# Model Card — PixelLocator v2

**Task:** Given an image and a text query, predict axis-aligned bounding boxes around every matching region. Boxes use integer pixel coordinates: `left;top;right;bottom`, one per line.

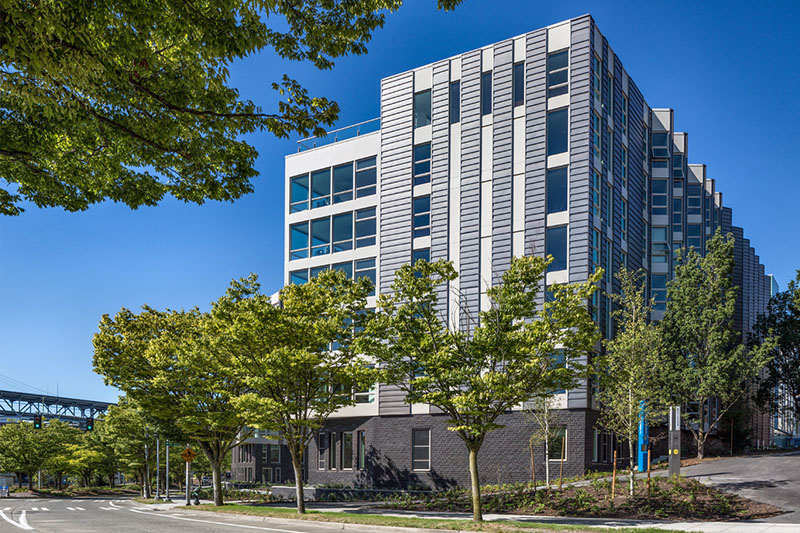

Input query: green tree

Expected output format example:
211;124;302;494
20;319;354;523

753;270;800;431
659;231;775;458
93;283;252;506
0;0;462;215
0;421;49;490
222;271;376;513
523;395;564;489
42;419;83;490
595;267;664;496
101;398;156;496
367;257;600;521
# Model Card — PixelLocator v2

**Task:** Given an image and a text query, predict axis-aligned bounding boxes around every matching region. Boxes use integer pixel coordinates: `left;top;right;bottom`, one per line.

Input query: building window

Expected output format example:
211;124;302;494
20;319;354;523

652;226;669;264
687;184;702;215
262;467;272;483
354;380;376;404
355;207;377;248
687;224;702;249
546;225;567;272
311;168;331;208
546;167;568;214
548;427;567;460
355;258;377;296
672;198;682;234
592;228;600;269
329;433;337;470
311;217;331;256
268;444;280;463
333;163;353;203
652;132;669;159
342;432;353;470
621;94;628;135
592;54;601;100
620;199;628;241
318;432;326;470
547;108;568;156
449;81;460;124
652;179;668;215
621;145;628;189
672;153;684;178
412;429;431;471
547;50;568;98
481;71;492;115
604;239;612;284
604;183;612;227
652;274;667;311
290;174;309;213
332;213;353;252
413;143;431;186
310;265;328;279
357;431;366;470
592;113;601;159
290;222;309;260
290;269;308;285
592;170;601;217
512;62;524;107
412;248;430;264
414;90;431;128
332;261;353;279
413;195;431;238
355;156;377;198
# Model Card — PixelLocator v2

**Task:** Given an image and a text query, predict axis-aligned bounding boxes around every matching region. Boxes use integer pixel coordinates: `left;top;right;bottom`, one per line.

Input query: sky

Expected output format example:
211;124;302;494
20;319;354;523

2;0;799;403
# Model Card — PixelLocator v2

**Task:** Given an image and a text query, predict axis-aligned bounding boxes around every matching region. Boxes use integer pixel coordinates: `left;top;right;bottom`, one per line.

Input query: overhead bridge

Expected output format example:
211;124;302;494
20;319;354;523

0;389;114;424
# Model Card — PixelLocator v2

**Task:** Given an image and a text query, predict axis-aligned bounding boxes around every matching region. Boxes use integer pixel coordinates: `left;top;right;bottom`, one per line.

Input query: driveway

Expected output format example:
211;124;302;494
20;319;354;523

681;451;800;523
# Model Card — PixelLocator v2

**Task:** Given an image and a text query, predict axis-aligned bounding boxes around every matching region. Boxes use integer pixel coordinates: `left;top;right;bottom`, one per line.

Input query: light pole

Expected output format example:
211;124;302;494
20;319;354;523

165;442;171;501
155;434;161;500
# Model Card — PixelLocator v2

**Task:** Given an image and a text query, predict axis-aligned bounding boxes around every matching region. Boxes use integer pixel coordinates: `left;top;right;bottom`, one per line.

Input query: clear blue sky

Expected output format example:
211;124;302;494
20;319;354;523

1;0;798;403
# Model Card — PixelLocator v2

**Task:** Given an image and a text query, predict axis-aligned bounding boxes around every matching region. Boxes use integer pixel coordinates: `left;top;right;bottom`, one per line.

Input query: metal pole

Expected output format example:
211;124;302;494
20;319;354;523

185;459;190;506
165;444;170;501
144;430;150;499
38;470;41;490
155;435;161;500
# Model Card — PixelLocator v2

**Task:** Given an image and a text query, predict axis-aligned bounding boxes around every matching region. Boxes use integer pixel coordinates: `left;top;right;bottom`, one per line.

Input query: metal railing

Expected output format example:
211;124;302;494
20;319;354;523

297;117;380;152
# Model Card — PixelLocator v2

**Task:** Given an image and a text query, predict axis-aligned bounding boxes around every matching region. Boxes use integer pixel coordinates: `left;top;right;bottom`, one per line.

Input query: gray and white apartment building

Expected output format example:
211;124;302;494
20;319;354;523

232;14;773;487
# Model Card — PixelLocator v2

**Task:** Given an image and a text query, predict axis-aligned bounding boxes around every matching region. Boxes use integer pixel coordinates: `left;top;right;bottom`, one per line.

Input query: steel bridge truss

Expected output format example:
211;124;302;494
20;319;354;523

0;389;114;424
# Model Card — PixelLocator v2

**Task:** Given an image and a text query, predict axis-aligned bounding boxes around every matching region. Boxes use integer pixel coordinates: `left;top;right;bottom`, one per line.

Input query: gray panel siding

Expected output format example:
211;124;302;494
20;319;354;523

491;41;514;283
459;50;482;330
378;383;410;416
431;60;451;318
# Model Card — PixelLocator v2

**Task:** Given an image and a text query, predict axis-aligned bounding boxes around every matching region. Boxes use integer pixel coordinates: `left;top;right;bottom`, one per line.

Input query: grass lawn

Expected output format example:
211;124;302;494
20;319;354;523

190;504;686;533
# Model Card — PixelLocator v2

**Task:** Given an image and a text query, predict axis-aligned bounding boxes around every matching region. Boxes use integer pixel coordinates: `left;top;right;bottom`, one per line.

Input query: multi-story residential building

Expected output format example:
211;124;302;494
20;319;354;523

234;14;773;487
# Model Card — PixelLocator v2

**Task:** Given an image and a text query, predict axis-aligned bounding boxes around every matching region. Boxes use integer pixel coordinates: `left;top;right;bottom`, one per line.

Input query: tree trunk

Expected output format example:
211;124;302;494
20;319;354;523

628;438;636;497
697;433;705;460
292;455;305;514
468;446;482;522
211;458;223;506
27;471;33;491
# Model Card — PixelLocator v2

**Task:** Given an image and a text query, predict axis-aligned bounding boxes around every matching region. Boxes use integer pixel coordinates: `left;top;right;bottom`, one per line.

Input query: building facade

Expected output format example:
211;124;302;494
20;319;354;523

233;15;773;487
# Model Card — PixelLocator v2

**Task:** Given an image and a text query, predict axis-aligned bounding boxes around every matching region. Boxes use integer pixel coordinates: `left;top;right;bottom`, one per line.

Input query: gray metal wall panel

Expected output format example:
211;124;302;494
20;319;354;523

492;41;514;283
431;60;451;319
378;384;411;416
459;50;482;330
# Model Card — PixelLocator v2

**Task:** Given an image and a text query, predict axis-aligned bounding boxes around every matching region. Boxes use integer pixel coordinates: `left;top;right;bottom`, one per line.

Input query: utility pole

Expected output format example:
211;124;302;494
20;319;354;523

144;430;150;499
155;435;161;500
165;442;171;501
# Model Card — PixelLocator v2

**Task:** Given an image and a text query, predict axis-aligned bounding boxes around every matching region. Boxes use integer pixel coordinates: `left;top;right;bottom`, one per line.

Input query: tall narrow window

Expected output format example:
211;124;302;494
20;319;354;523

546;167;567;214
652;132;669;158
342;433;353;470
547;50;568;97
652;180;668;215
413;195;430;238
412;429;431;471
311;218;330;256
318;433;326;470
332;213;353;252
355;207;376;248
592;54;601;100
548;427;567;460
512;62;524;107
413;90;431;128
481;72;492;115
547;109;568;155
355;157;377;198
672;154;684;178
592;228;600;268
604;183;612;226
357;431;366;470
672;198;682;234
449;81;460;124
620;199;628;241
290;222;309;260
332;163;353;203
652;274;667;311
621;94;629;135
652;226;668;264
355;258;376;296
546;226;567;272
621;146;628;189
413;143;431;186
592;113;601;159
311;168;331;208
290;174;309;213
592;170;601;217
329;433;337;470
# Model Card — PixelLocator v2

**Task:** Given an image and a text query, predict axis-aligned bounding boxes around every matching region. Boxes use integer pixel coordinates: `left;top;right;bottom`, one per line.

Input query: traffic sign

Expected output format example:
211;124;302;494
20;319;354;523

180;447;198;463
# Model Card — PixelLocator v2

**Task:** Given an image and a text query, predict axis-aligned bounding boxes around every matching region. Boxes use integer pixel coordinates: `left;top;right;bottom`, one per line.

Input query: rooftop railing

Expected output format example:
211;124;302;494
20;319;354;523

297;117;380;152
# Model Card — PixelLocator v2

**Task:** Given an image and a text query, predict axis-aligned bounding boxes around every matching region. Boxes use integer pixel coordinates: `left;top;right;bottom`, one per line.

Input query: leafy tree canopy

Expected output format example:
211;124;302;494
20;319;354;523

0;0;462;215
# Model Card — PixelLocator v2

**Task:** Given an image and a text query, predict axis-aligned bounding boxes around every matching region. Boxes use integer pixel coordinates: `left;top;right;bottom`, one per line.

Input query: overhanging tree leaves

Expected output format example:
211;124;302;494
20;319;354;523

659;231;775;459
367;257;600;521
0;0;463;215
220;271;377;514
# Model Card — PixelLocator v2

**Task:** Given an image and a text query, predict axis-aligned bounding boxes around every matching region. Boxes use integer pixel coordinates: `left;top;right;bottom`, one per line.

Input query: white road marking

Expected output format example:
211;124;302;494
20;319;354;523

75;507;85;511
0;510;34;530
108;501;122;508
39;508;48;512
66;506;76;511
31;508;37;512
129;507;307;532
99;506;118;511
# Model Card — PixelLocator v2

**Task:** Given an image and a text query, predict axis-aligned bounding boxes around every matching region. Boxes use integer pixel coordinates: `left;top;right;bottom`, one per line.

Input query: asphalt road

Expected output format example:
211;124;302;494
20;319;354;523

0;497;352;533
681;450;800;523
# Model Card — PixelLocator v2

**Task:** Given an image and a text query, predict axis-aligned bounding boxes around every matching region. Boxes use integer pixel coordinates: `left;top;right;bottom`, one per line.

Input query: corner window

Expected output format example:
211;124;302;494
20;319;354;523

355;157;377;198
311;168;331;208
512;62;524;107
414;90;431;128
547;108;568;156
546;226;567;272
449;81;460;124
547;50;568;98
332;212;353;252
290;174;309;213
481;72;492;115
290;222;309;260
413;195;431;238
355;207;377;248
412;429;431;471
333;163;353;203
546;167;567;214
413;143;431;186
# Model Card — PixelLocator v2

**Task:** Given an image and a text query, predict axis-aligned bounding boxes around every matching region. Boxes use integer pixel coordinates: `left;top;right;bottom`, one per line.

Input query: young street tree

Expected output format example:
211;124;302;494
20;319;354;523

659;231;775;459
93;289;251;506
753;270;800;429
101;398;156;497
368;257;600;521
595;267;664;496
0;421;50;489
219;271;376;513
0;0;462;216
523;394;564;489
